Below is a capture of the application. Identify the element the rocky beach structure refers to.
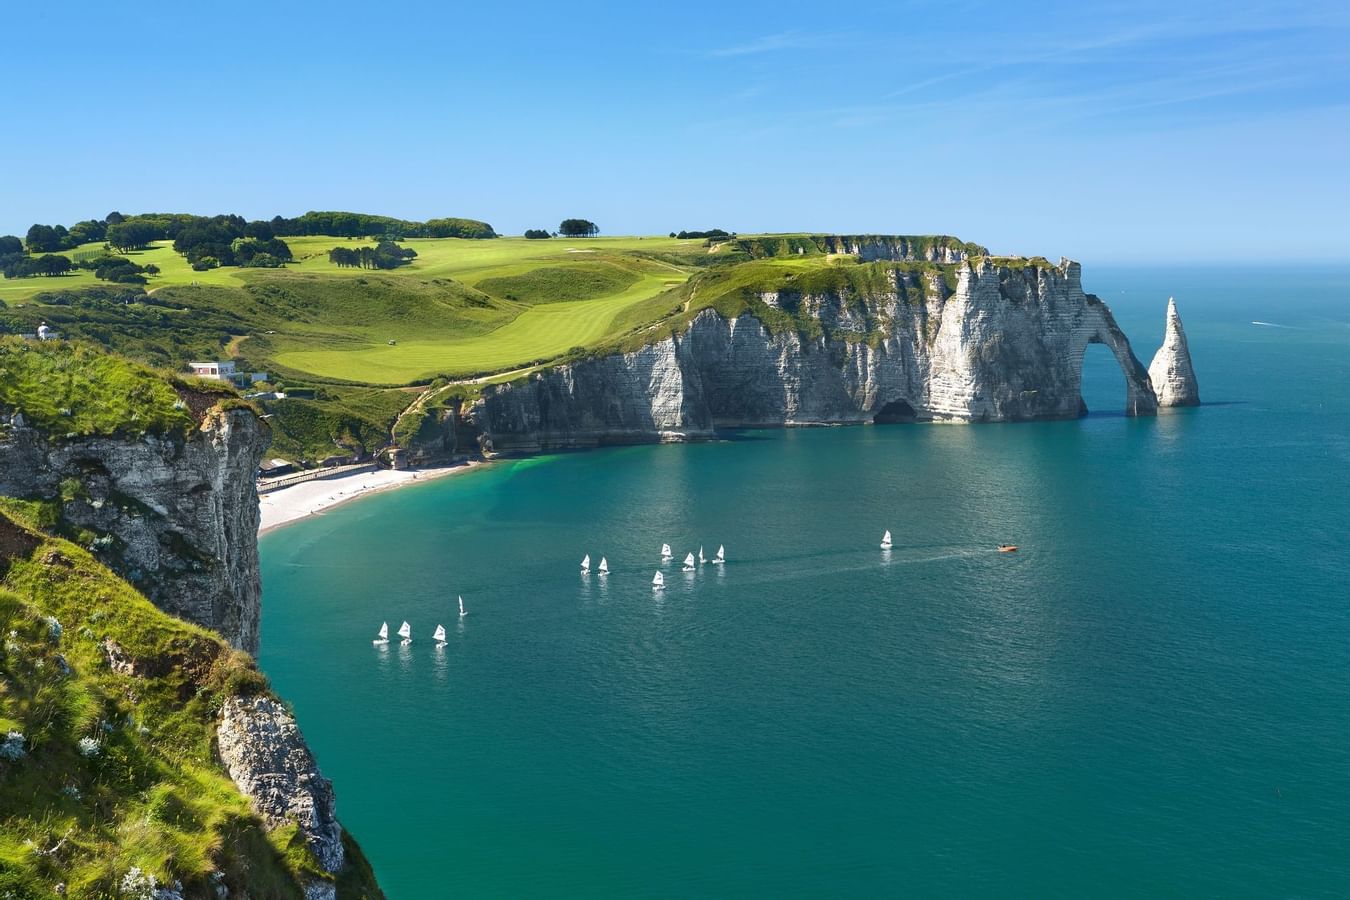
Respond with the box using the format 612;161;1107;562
1149;297;1201;407
468;249;1196;453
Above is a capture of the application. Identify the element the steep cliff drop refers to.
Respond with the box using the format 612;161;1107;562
1148;297;1201;407
470;255;1159;453
0;401;267;653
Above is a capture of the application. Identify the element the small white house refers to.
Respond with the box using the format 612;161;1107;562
188;361;237;380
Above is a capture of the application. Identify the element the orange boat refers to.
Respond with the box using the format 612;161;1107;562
997;544;1019;553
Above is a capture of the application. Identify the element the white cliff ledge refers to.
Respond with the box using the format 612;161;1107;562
469;255;1172;453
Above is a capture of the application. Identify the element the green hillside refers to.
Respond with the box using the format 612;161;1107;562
0;501;381;898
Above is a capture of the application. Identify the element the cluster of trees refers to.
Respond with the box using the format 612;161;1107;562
327;241;419;269
558;219;599;237
669;229;733;240
2;254;73;279
165;218;293;270
523;229;553;240
79;255;158;284
271;212;496;239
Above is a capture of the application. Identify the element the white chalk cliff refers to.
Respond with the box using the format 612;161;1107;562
1148;297;1201;407
470;255;1163;452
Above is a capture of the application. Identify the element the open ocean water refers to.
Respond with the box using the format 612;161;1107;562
260;265;1350;898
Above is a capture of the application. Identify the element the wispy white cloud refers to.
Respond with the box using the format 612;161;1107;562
706;30;844;57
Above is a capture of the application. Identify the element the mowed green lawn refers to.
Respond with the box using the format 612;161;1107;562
270;269;684;382
1;234;702;383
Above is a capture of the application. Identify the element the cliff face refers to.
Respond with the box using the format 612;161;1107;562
1148;297;1201;407
0;404;267;653
218;697;346;897
471;257;1159;452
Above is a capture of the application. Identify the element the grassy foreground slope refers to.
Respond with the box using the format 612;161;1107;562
0;500;381;898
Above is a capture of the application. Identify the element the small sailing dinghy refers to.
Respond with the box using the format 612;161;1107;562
598;557;609;576
661;543;673;561
998;544;1019;553
713;545;725;565
398;621;412;645
698;546;706;565
372;622;389;645
880;530;892;550
433;624;447;648
581;553;591;574
683;552;696;571
652;570;665;590
458;595;466;617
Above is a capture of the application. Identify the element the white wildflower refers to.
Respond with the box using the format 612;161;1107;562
76;736;101;758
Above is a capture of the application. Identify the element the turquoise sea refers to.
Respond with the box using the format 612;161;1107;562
260;266;1350;898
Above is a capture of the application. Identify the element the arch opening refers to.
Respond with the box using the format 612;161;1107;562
1078;340;1129;417
873;399;917;424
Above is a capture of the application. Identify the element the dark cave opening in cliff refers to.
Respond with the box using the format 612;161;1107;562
873;399;917;424
1079;342;1127;417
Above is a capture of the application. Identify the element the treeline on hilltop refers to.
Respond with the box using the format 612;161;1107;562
327;241;418;269
2;209;497;280
670;229;733;240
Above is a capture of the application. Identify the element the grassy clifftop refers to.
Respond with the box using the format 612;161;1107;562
0;500;381;898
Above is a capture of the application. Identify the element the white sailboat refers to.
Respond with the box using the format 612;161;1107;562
598;557;609;576
652;570;665;590
683;552;696;571
372;622;389;645
660;543;673;561
433;624;447;647
398;620;412;645
713;545;725;564
698;546;705;565
458;595;466;617
880;530;892;550
581;553;591;574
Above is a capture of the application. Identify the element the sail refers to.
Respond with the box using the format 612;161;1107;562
699;546;705;563
433;624;446;642
458;596;466;616
652;571;664;587
716;545;725;561
684;553;695;567
377;622;388;639
398;621;411;639
881;530;892;547
598;557;608;573
581;554;591;570
661;543;672;557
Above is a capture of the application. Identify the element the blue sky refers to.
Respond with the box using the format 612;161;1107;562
2;0;1346;261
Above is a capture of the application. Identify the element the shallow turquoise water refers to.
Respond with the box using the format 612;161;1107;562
260;266;1350;897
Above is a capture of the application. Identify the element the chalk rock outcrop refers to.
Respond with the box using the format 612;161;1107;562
217;696;345;893
0;404;268;652
471;257;1158;453
1148;297;1200;407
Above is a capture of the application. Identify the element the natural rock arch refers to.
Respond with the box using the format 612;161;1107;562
1074;313;1158;417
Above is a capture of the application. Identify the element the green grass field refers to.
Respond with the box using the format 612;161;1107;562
1;235;701;384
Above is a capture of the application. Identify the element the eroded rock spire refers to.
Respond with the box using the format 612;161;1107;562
1148;297;1200;407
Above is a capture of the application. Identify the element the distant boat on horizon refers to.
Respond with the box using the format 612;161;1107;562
683;552;696;571
652;570;664;590
433;623;446;647
581;553;591;574
398;620;412;645
880;530;892;550
598;557;609;575
661;543;673;561
373;622;389;645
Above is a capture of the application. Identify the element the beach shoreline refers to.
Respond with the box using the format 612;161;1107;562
258;460;488;535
